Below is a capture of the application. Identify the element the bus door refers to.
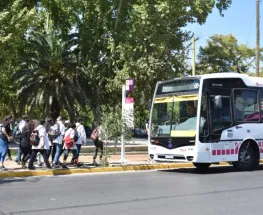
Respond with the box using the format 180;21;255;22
208;95;233;142
208;95;234;161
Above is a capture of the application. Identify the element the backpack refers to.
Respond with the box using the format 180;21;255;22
64;130;74;148
13;125;22;142
90;128;99;141
30;130;40;146
72;124;81;142
21;126;31;148
48;123;60;140
73;130;79;142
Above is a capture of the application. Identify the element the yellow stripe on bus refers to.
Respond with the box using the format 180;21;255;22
171;130;196;137
174;95;198;101
154;97;174;103
154;95;198;103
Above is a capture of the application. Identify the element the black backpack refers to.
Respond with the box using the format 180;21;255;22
73;130;79;142
48;123;60;140
21;126;30;148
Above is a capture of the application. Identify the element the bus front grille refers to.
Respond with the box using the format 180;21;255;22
151;137;195;150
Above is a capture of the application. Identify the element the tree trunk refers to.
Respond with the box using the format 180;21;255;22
90;105;101;128
8;97;17;119
50;97;60;122
64;104;75;122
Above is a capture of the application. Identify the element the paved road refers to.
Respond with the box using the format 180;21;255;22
1;166;263;215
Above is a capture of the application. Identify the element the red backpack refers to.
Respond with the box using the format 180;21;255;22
90;128;99;141
64;130;74;148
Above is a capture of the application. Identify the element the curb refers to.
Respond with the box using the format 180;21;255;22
0;162;230;178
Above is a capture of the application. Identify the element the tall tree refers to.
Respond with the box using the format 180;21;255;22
13;31;84;120
60;0;233;125
197;34;256;74
6;0;232;123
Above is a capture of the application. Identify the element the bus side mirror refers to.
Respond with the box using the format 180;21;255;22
214;95;222;109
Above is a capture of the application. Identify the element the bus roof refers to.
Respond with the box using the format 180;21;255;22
158;73;263;88
197;73;263;88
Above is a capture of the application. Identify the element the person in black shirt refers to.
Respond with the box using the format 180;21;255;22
20;120;33;168
0;115;13;170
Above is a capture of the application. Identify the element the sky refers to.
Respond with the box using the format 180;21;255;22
187;0;263;53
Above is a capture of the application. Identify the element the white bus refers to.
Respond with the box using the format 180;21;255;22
148;73;263;171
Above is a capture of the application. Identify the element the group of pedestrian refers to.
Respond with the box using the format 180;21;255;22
0;115;104;171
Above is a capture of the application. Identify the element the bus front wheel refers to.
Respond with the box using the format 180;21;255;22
193;163;211;170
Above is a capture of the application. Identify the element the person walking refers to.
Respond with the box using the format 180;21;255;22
15;115;28;163
91;126;104;165
20;120;33;168
62;123;80;168
45;118;56;162
28;120;51;170
0;116;13;170
52;116;65;168
72;118;86;164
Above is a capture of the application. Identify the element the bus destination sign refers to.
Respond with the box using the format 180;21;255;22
157;79;200;95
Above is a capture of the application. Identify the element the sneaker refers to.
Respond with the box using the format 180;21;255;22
38;163;43;167
53;163;60;168
46;166;52;170
28;166;36;170
5;157;12;161
62;165;68;169
15;160;21;164
21;162;27;169
0;166;7;171
76;163;83;168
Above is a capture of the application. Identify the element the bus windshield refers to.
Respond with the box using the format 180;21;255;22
151;95;201;137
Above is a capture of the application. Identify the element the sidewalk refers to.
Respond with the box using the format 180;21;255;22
3;153;150;171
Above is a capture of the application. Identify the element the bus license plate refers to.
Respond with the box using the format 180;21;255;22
165;155;174;159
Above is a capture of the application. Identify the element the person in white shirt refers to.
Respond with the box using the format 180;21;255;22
53;116;65;167
72;118;86;164
28;119;51;170
62;123;80;168
45;118;55;162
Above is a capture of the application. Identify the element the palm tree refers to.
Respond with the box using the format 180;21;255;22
13;31;85;120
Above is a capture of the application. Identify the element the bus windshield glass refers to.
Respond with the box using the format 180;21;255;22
151;96;200;137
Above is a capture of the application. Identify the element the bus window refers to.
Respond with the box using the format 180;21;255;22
234;90;259;122
151;100;174;137
209;96;232;131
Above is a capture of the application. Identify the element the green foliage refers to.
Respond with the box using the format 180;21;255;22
100;105;132;143
13;31;85;120
197;34;256;74
0;0;233;125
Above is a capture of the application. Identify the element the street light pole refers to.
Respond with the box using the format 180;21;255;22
256;0;260;77
192;35;196;76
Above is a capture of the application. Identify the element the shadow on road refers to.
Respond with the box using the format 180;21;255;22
160;164;263;174
0;176;42;185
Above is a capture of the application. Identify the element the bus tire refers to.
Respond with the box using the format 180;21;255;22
232;141;259;171
193;163;211;170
